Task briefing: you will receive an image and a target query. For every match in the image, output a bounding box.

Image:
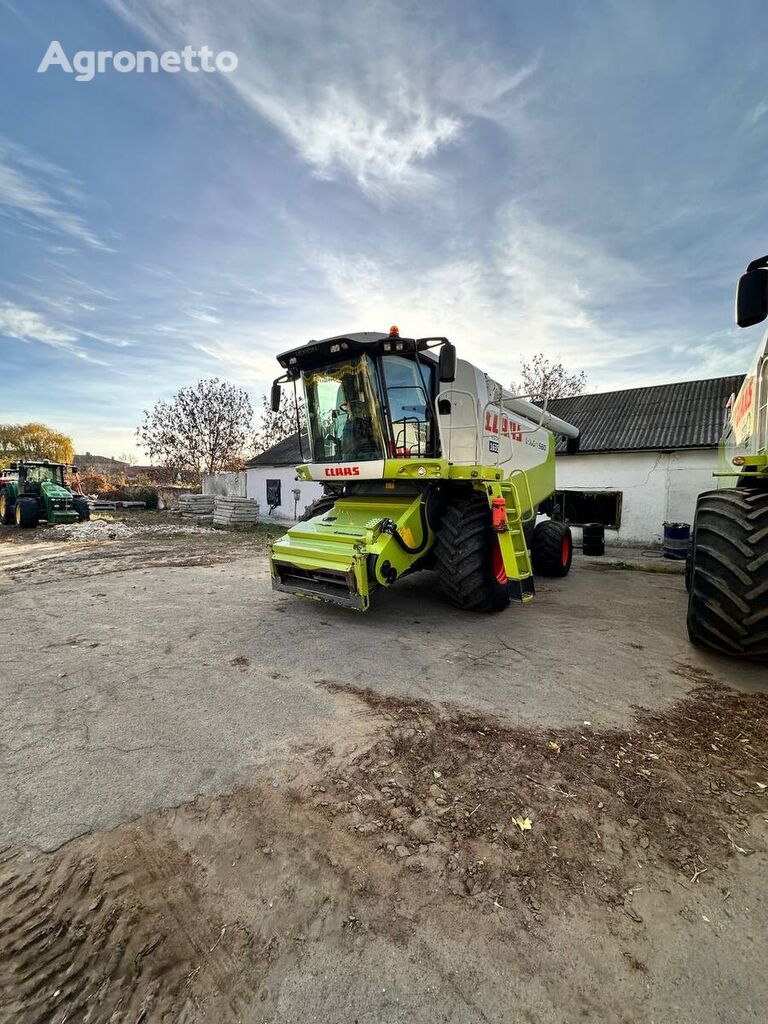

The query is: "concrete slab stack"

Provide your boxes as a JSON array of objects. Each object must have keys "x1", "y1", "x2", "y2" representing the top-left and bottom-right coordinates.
[
  {"x1": 178, "y1": 494, "x2": 215, "y2": 520},
  {"x1": 213, "y1": 496, "x2": 260, "y2": 529}
]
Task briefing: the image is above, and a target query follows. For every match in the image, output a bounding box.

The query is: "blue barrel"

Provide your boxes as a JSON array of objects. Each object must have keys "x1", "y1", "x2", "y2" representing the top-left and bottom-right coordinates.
[{"x1": 663, "y1": 522, "x2": 690, "y2": 560}]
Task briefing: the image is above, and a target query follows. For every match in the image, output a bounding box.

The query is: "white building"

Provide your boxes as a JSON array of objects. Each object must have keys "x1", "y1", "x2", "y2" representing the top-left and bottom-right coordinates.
[
  {"x1": 246, "y1": 434, "x2": 323, "y2": 520},
  {"x1": 548, "y1": 374, "x2": 744, "y2": 547},
  {"x1": 247, "y1": 373, "x2": 744, "y2": 543}
]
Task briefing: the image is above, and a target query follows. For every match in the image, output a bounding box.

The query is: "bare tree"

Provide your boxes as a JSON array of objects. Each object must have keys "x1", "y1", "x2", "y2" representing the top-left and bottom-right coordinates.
[
  {"x1": 136, "y1": 378, "x2": 254, "y2": 478},
  {"x1": 253, "y1": 391, "x2": 305, "y2": 456},
  {"x1": 512, "y1": 354, "x2": 587, "y2": 402}
]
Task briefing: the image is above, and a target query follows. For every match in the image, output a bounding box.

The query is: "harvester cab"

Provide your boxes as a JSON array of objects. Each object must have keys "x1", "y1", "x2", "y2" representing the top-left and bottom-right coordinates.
[
  {"x1": 268, "y1": 328, "x2": 581, "y2": 613},
  {"x1": 686, "y1": 256, "x2": 768, "y2": 660},
  {"x1": 0, "y1": 460, "x2": 90, "y2": 529}
]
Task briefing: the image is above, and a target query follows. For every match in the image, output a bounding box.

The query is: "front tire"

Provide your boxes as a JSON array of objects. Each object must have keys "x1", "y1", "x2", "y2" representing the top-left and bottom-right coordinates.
[
  {"x1": 531, "y1": 520, "x2": 573, "y2": 577},
  {"x1": 72, "y1": 496, "x2": 90, "y2": 522},
  {"x1": 0, "y1": 489, "x2": 14, "y2": 525},
  {"x1": 15, "y1": 498, "x2": 38, "y2": 529},
  {"x1": 435, "y1": 493, "x2": 511, "y2": 612},
  {"x1": 687, "y1": 489, "x2": 768, "y2": 661}
]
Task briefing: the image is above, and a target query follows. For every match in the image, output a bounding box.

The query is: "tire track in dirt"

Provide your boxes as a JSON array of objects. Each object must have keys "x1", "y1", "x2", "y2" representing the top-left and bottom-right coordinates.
[
  {"x1": 1, "y1": 679, "x2": 767, "y2": 1023},
  {"x1": 0, "y1": 830, "x2": 246, "y2": 1024}
]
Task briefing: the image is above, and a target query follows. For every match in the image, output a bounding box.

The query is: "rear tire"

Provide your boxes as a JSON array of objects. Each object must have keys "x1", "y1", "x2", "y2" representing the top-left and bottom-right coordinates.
[
  {"x1": 435, "y1": 493, "x2": 510, "y2": 612},
  {"x1": 72, "y1": 496, "x2": 90, "y2": 522},
  {"x1": 15, "y1": 498, "x2": 38, "y2": 529},
  {"x1": 0, "y1": 489, "x2": 14, "y2": 525},
  {"x1": 531, "y1": 520, "x2": 573, "y2": 577},
  {"x1": 686, "y1": 489, "x2": 768, "y2": 661}
]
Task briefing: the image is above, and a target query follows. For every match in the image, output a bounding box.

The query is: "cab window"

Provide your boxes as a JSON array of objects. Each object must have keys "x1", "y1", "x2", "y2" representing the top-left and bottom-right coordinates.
[{"x1": 381, "y1": 355, "x2": 436, "y2": 457}]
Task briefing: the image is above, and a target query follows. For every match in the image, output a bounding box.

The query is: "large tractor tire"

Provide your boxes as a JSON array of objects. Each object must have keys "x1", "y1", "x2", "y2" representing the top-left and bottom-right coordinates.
[
  {"x1": 435, "y1": 493, "x2": 511, "y2": 612},
  {"x1": 0, "y1": 489, "x2": 14, "y2": 525},
  {"x1": 14, "y1": 497, "x2": 39, "y2": 529},
  {"x1": 686, "y1": 489, "x2": 768, "y2": 661},
  {"x1": 72, "y1": 495, "x2": 90, "y2": 522},
  {"x1": 531, "y1": 520, "x2": 573, "y2": 577}
]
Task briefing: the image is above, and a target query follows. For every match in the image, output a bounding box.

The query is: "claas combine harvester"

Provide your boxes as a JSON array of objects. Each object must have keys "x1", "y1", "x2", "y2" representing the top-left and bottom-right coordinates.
[
  {"x1": 268, "y1": 329, "x2": 581, "y2": 613},
  {"x1": 686, "y1": 256, "x2": 768, "y2": 660}
]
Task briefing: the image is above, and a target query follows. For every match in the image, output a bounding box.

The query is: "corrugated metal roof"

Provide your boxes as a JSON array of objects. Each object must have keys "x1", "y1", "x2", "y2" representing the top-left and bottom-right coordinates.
[
  {"x1": 248, "y1": 374, "x2": 746, "y2": 464},
  {"x1": 247, "y1": 434, "x2": 309, "y2": 467},
  {"x1": 548, "y1": 374, "x2": 745, "y2": 454}
]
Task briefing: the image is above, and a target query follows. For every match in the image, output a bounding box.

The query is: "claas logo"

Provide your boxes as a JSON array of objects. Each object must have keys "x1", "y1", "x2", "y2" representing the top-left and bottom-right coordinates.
[
  {"x1": 484, "y1": 411, "x2": 523, "y2": 442},
  {"x1": 324, "y1": 466, "x2": 360, "y2": 477},
  {"x1": 733, "y1": 376, "x2": 755, "y2": 427}
]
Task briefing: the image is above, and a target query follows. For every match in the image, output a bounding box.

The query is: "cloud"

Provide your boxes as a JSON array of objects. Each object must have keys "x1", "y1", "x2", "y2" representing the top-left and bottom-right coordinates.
[
  {"x1": 0, "y1": 138, "x2": 110, "y2": 250},
  {"x1": 106, "y1": 0, "x2": 534, "y2": 197},
  {"x1": 0, "y1": 302, "x2": 110, "y2": 364},
  {"x1": 0, "y1": 302, "x2": 77, "y2": 345},
  {"x1": 313, "y1": 204, "x2": 652, "y2": 388}
]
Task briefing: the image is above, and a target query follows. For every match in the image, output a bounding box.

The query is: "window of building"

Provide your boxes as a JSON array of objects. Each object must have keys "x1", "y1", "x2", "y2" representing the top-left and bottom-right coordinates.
[
  {"x1": 266, "y1": 478, "x2": 281, "y2": 511},
  {"x1": 553, "y1": 490, "x2": 622, "y2": 529}
]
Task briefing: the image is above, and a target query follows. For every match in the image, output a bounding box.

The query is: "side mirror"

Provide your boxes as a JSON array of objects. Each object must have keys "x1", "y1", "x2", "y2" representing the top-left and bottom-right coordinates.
[
  {"x1": 736, "y1": 267, "x2": 768, "y2": 328},
  {"x1": 270, "y1": 382, "x2": 281, "y2": 412},
  {"x1": 438, "y1": 341, "x2": 457, "y2": 383}
]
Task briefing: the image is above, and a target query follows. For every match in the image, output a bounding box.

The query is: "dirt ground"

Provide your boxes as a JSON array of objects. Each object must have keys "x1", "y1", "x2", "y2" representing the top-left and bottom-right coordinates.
[{"x1": 1, "y1": 515, "x2": 767, "y2": 1023}]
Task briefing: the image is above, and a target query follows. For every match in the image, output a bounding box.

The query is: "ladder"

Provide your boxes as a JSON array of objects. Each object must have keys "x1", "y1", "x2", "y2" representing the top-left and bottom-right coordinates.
[{"x1": 488, "y1": 481, "x2": 535, "y2": 603}]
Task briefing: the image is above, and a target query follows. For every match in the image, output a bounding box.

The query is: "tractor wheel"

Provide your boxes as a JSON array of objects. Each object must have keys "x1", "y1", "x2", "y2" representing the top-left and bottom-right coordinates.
[
  {"x1": 72, "y1": 496, "x2": 90, "y2": 522},
  {"x1": 14, "y1": 498, "x2": 38, "y2": 529},
  {"x1": 298, "y1": 495, "x2": 338, "y2": 522},
  {"x1": 435, "y1": 493, "x2": 511, "y2": 612},
  {"x1": 531, "y1": 520, "x2": 573, "y2": 577},
  {"x1": 686, "y1": 489, "x2": 768, "y2": 661},
  {"x1": 0, "y1": 489, "x2": 14, "y2": 525}
]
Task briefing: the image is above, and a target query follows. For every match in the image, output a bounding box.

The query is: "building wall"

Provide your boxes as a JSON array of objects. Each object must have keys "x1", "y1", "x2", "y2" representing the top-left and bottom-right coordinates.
[
  {"x1": 202, "y1": 471, "x2": 247, "y2": 497},
  {"x1": 246, "y1": 466, "x2": 324, "y2": 520},
  {"x1": 554, "y1": 448, "x2": 718, "y2": 546}
]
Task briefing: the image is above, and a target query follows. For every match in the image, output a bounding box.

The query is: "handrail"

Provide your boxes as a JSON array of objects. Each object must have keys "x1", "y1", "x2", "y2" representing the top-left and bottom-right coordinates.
[
  {"x1": 435, "y1": 387, "x2": 482, "y2": 463},
  {"x1": 509, "y1": 467, "x2": 536, "y2": 523}
]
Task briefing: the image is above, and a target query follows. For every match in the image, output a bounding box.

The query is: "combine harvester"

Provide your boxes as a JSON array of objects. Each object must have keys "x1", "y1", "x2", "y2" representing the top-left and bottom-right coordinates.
[
  {"x1": 687, "y1": 258, "x2": 768, "y2": 660},
  {"x1": 268, "y1": 329, "x2": 580, "y2": 612}
]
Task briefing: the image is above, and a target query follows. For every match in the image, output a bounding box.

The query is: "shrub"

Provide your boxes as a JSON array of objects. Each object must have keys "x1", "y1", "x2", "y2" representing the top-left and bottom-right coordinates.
[{"x1": 127, "y1": 487, "x2": 159, "y2": 509}]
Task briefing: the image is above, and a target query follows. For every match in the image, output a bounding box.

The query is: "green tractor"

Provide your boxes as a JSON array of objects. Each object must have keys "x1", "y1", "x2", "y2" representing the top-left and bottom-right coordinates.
[{"x1": 0, "y1": 461, "x2": 90, "y2": 529}]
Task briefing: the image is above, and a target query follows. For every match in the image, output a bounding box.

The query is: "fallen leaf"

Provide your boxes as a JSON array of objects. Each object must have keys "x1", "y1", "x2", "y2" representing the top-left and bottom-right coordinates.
[
  {"x1": 548, "y1": 741, "x2": 560, "y2": 752},
  {"x1": 756, "y1": 782, "x2": 767, "y2": 791},
  {"x1": 513, "y1": 816, "x2": 533, "y2": 832},
  {"x1": 432, "y1": 770, "x2": 442, "y2": 780}
]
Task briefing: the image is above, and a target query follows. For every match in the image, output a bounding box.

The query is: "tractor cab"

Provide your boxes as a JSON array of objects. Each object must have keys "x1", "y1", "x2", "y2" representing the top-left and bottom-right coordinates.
[{"x1": 17, "y1": 460, "x2": 69, "y2": 494}]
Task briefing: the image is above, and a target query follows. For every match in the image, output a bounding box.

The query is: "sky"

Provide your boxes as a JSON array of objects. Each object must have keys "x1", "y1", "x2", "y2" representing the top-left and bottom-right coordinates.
[{"x1": 1, "y1": 0, "x2": 767, "y2": 460}]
